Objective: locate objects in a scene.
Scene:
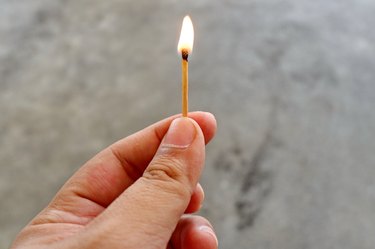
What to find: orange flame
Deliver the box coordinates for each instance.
[178,16,194,55]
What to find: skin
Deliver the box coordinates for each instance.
[11,111,218,249]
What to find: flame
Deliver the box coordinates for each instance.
[177,15,194,55]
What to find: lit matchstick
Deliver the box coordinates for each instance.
[177,16,194,117]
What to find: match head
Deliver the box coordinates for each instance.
[181,49,189,60]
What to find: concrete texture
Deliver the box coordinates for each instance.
[1,0,375,248]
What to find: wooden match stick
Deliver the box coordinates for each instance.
[182,49,189,117]
[178,15,193,117]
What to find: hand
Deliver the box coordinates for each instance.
[11,112,218,249]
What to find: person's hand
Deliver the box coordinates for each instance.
[11,112,218,249]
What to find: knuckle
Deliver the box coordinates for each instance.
[145,155,185,181]
[143,155,192,198]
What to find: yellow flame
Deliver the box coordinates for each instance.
[178,15,194,55]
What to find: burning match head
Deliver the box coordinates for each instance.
[178,15,194,59]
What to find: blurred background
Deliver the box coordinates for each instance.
[1,0,375,248]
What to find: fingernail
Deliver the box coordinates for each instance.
[199,226,219,247]
[162,118,196,149]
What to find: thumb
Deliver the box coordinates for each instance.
[82,117,206,249]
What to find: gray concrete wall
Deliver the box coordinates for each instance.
[1,0,375,248]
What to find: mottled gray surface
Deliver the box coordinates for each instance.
[1,0,375,248]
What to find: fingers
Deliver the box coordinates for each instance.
[82,118,207,249]
[110,111,216,183]
[33,112,216,226]
[185,183,204,214]
[171,215,218,249]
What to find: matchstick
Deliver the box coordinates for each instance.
[182,49,189,117]
[178,16,194,117]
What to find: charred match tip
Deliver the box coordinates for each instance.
[182,49,189,61]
